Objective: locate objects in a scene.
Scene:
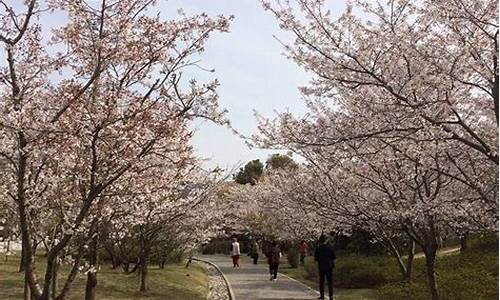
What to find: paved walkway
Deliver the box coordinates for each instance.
[197,255,319,300]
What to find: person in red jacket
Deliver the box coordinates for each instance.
[299,240,309,265]
[266,240,281,281]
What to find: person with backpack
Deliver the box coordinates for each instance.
[314,235,336,300]
[266,240,281,281]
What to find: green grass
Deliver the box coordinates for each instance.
[377,245,499,300]
[280,235,498,300]
[0,253,208,300]
[280,258,377,300]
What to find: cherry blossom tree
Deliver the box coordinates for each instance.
[261,0,498,201]
[0,1,232,299]
[255,1,498,299]
[102,165,228,293]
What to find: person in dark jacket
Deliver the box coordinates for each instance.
[266,241,281,281]
[314,235,336,300]
[299,240,309,265]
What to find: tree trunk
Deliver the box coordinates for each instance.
[16,132,43,299]
[5,240,10,262]
[185,256,192,269]
[122,261,130,273]
[24,272,31,300]
[51,258,59,299]
[139,246,151,292]
[385,237,407,279]
[54,250,83,300]
[85,225,99,300]
[404,240,415,281]
[159,257,166,269]
[41,253,61,300]
[85,272,97,300]
[459,234,468,252]
[19,244,25,272]
[424,246,439,300]
[140,256,149,292]
[104,244,118,269]
[138,230,151,292]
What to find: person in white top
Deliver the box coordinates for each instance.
[230,238,241,267]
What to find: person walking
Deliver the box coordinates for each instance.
[267,241,281,281]
[251,240,260,265]
[314,235,336,300]
[299,240,309,265]
[230,238,241,268]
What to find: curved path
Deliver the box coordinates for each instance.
[197,255,319,300]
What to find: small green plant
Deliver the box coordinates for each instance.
[303,258,319,281]
[287,246,300,268]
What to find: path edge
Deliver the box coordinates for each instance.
[278,271,321,296]
[192,257,236,300]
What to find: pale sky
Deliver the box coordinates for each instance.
[160,0,347,170]
[163,0,311,170]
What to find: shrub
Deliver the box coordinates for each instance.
[468,233,499,253]
[167,249,185,264]
[302,254,398,289]
[201,239,231,255]
[287,246,300,268]
[333,255,395,288]
[303,257,318,281]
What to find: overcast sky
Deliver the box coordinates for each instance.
[159,1,347,171]
[162,0,315,171]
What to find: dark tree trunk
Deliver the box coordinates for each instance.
[24,272,31,300]
[459,234,468,252]
[41,253,60,300]
[159,257,166,269]
[85,272,97,300]
[139,229,151,292]
[19,245,25,272]
[85,225,99,300]
[104,244,118,269]
[51,258,59,299]
[140,258,148,292]
[404,240,415,281]
[424,246,439,300]
[122,261,130,273]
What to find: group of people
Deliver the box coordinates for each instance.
[230,234,336,300]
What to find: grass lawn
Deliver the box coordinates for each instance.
[0,253,208,300]
[280,235,498,300]
[280,263,377,300]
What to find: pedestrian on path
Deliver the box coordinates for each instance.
[314,235,336,300]
[230,238,241,267]
[299,240,309,265]
[266,240,281,281]
[251,240,260,265]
